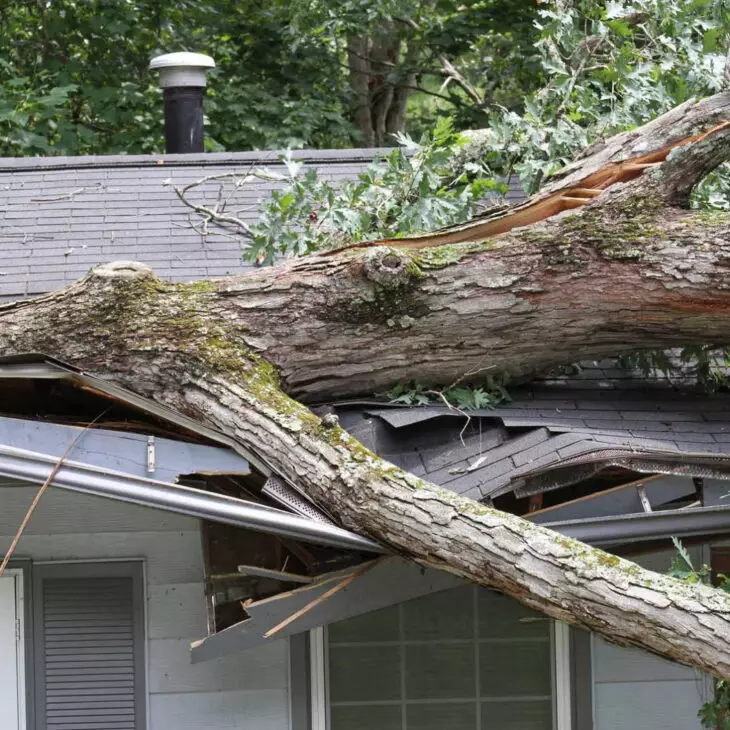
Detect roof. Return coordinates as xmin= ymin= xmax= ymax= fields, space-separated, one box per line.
xmin=330 ymin=384 xmax=730 ymax=534
xmin=2 ymin=147 xmax=726 ymax=549
xmin=0 ymin=354 xmax=378 ymax=553
xmin=0 ymin=149 xmax=525 ymax=299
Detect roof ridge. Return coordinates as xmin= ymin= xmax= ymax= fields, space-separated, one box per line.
xmin=0 ymin=147 xmax=400 ymax=174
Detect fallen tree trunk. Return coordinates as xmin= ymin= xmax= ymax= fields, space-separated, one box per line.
xmin=3 ymin=92 xmax=730 ymax=677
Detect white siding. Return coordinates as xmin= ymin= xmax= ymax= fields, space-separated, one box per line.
xmin=0 ymin=484 xmax=290 ymax=730
xmin=592 ymin=547 xmax=711 ymax=730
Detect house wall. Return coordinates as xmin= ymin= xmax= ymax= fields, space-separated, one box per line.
xmin=591 ymin=547 xmax=712 ymax=730
xmin=0 ymin=483 xmax=290 ymax=730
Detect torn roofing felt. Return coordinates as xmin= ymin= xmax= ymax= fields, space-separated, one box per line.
xmin=330 ymin=385 xmax=730 ymax=504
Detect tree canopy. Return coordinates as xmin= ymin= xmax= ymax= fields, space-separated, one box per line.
xmin=4 ymin=0 xmax=728 ymax=160
xmin=0 ymin=0 xmax=537 ymax=154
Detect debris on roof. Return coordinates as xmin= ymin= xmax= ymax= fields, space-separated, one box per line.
xmin=331 ymin=385 xmax=730 ymax=538
xmin=0 ymin=150 xmax=525 ymax=299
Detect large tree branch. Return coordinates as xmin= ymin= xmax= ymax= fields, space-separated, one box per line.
xmin=2 ymin=94 xmax=730 ymax=677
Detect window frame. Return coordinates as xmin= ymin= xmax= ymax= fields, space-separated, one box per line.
xmin=305 ymin=588 xmax=574 ymax=730
xmin=0 ymin=563 xmax=30 ymax=730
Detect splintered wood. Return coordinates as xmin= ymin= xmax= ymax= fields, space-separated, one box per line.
xmin=328 ymin=118 xmax=730 ymax=253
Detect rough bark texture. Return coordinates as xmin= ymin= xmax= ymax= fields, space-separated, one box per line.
xmin=346 ymin=28 xmax=411 ymax=147
xmin=347 ymin=35 xmax=375 ymax=147
xmin=4 ymin=93 xmax=730 ymax=678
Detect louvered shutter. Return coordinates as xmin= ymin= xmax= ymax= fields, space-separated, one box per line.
xmin=34 ymin=563 xmax=145 ymax=730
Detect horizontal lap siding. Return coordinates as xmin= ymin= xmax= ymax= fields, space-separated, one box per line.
xmin=592 ymin=547 xmax=711 ymax=730
xmin=0 ymin=483 xmax=289 ymax=730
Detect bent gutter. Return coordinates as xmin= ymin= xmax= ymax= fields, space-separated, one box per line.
xmin=0 ymin=444 xmax=384 ymax=554
xmin=542 ymin=504 xmax=730 ymax=546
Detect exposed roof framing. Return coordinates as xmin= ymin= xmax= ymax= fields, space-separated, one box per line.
xmin=191 ymin=493 xmax=730 ymax=662
xmin=0 ymin=354 xmax=379 ymax=552
xmin=0 ymin=354 xmax=270 ymax=472
xmin=191 ymin=558 xmax=462 ymax=662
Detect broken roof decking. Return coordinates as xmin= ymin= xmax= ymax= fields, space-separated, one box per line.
xmin=334 ymin=386 xmax=730 ymax=502
xmin=0 ymin=149 xmax=525 ymax=299
xmin=0 ymin=356 xmax=381 ymax=553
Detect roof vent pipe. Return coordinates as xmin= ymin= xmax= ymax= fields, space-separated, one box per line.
xmin=149 ymin=52 xmax=215 ymax=154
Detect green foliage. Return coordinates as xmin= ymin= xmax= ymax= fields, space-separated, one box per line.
xmin=0 ymin=0 xmax=359 ymax=156
xmin=618 ymin=345 xmax=730 ymax=392
xmin=454 ymin=0 xmax=730 ymax=193
xmin=700 ymin=681 xmax=730 ymax=730
xmin=248 ymin=118 xmax=504 ymax=263
xmin=287 ymin=0 xmax=542 ymax=135
xmin=670 ymin=539 xmax=730 ymax=728
xmin=692 ymin=163 xmax=730 ymax=211
xmin=3 ymin=0 xmax=730 ymax=168
xmin=668 ymin=536 xmax=710 ymax=582
xmin=383 ymin=376 xmax=510 ymax=410
xmin=0 ymin=0 xmax=543 ymax=156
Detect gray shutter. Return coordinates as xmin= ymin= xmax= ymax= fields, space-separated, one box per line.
xmin=34 ymin=563 xmax=145 ymax=730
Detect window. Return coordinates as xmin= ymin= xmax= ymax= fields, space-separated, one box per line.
xmin=33 ymin=562 xmax=146 ymax=730
xmin=325 ymin=585 xmax=554 ymax=730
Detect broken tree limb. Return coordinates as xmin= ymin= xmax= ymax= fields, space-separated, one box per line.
xmin=1 ymin=94 xmax=730 ymax=676
xmin=327 ymin=96 xmax=730 ymax=251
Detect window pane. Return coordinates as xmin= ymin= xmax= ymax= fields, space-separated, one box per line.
xmin=478 ymin=589 xmax=548 ymax=640
xmin=329 ymin=605 xmax=399 ymax=644
xmin=405 ymin=644 xmax=475 ymax=700
xmin=330 ymin=646 xmax=401 ymax=702
xmin=479 ymin=641 xmax=551 ymax=697
xmin=403 ymin=587 xmax=474 ymax=641
xmin=407 ymin=702 xmax=476 ymax=730
xmin=326 ymin=586 xmax=555 ymax=730
xmin=481 ymin=700 xmax=552 ymax=730
xmin=331 ymin=704 xmax=402 ymax=730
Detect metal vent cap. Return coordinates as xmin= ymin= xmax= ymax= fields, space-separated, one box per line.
xmin=149 ymin=52 xmax=215 ymax=88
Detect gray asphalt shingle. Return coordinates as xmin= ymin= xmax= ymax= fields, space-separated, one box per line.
xmin=5 ymin=149 xmax=728 ymax=505
xmin=335 ymin=387 xmax=730 ymax=500
xmin=0 ymin=150 xmax=526 ymax=300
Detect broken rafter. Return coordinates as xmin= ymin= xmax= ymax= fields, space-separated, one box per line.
xmin=262 ymin=558 xmax=383 ymax=639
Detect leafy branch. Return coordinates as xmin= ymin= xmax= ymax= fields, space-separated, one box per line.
xmin=384 ymin=374 xmax=510 ymax=411
xmin=669 ymin=539 xmax=730 ymax=729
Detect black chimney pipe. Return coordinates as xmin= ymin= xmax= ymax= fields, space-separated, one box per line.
xmin=163 ymin=87 xmax=205 ymax=154
xmin=149 ymin=52 xmax=215 ymax=154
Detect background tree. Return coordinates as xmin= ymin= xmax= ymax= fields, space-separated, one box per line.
xmin=0 ymin=0 xmax=539 ymax=154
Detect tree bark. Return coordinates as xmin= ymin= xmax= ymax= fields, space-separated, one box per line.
xmin=347 ymin=27 xmax=411 ymax=146
xmin=368 ymin=23 xmax=401 ymax=146
xmin=4 ymin=93 xmax=730 ymax=678
xmin=347 ymin=35 xmax=375 ymax=147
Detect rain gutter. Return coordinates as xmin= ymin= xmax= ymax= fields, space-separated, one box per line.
xmin=0 ymin=443 xmax=384 ymax=554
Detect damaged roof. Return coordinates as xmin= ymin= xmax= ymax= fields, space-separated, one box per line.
xmin=2 ymin=148 xmax=728 ymax=550
xmin=331 ymin=383 xmax=730 ymax=528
